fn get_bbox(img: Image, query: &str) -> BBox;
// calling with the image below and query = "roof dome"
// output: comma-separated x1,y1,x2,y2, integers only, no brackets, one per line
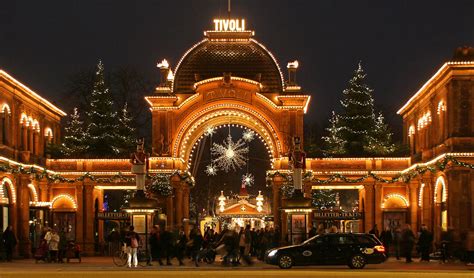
172,38,284,93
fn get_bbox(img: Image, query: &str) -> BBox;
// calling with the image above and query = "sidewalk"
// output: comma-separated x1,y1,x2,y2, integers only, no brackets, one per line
0,257,472,278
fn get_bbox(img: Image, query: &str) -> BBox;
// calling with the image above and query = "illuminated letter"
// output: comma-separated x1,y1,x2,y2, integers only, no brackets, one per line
223,19,229,31
241,19,246,31
229,19,236,31
214,19,220,31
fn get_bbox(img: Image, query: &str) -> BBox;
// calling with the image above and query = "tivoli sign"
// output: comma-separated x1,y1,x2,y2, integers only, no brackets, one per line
213,19,246,32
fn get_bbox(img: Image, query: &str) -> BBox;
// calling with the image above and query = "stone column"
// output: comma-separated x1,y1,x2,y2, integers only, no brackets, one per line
363,184,375,232
75,183,84,249
166,196,174,229
83,183,95,255
272,175,284,230
182,185,190,234
39,179,49,202
18,175,31,258
409,181,419,233
175,184,184,227
374,183,383,231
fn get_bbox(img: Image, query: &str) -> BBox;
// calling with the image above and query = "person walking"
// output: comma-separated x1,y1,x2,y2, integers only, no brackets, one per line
369,224,380,239
417,224,433,262
401,224,415,263
149,225,160,265
2,226,17,262
241,225,253,265
380,226,393,258
125,226,140,268
176,226,187,266
393,227,402,260
45,228,60,263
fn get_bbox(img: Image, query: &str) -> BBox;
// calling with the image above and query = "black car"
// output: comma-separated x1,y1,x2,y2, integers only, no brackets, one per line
265,233,386,269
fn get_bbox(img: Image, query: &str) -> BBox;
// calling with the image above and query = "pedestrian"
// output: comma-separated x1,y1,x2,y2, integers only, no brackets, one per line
417,224,433,262
58,227,68,263
176,226,187,266
125,226,140,268
308,225,317,238
316,223,325,235
45,228,60,263
189,227,203,263
149,225,160,265
380,226,393,258
241,225,253,265
161,226,174,265
2,226,17,262
369,224,380,239
393,227,402,260
401,224,415,263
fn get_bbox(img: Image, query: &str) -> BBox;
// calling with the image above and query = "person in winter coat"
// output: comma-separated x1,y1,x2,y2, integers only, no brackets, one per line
2,226,17,262
45,228,60,262
124,226,140,268
369,224,380,239
401,224,415,263
176,226,187,266
380,226,393,258
417,224,433,262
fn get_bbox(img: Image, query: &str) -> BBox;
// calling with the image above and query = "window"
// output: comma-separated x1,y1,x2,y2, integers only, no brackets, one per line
328,235,356,245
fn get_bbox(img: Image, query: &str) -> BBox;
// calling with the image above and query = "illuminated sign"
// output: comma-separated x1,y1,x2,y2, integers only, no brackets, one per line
213,19,246,32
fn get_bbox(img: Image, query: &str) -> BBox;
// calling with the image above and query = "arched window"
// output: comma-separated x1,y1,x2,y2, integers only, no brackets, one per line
1,104,11,145
408,125,416,154
44,127,53,143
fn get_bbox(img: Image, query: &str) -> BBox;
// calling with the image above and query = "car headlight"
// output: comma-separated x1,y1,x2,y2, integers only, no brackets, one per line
268,250,278,257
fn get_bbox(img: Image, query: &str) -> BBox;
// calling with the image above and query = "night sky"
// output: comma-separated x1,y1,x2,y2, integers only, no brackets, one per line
1,0,473,132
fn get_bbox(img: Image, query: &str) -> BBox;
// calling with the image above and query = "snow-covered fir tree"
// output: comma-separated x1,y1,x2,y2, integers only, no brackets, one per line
322,111,346,155
62,107,87,157
116,102,136,155
84,61,120,157
322,62,394,156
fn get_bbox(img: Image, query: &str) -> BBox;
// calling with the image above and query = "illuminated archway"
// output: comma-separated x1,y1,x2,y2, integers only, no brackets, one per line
0,177,16,204
434,175,447,204
381,193,409,209
173,103,284,166
51,194,77,210
28,184,39,203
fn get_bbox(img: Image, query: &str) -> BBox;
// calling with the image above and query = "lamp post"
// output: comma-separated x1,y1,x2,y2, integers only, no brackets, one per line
122,139,159,252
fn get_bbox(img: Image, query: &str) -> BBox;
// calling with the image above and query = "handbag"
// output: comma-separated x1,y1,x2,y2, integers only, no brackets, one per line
131,237,139,248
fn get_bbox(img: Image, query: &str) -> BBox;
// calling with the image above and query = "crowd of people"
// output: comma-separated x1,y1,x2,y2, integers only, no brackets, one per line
114,224,282,268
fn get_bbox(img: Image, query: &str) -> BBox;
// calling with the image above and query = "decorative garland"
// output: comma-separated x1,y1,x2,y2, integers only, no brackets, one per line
146,174,173,197
267,155,474,186
0,164,195,186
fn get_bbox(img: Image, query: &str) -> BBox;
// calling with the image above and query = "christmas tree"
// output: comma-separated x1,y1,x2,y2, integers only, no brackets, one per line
116,102,136,156
322,111,346,156
323,62,394,156
84,61,120,157
312,189,337,209
62,107,87,157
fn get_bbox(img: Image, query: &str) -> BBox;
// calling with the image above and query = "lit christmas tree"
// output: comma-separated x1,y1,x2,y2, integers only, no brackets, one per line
116,102,136,156
84,61,120,157
322,111,346,156
62,107,88,157
323,62,394,156
312,189,337,209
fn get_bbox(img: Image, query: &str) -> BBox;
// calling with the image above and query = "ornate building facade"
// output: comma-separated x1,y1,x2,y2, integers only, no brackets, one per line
0,21,473,257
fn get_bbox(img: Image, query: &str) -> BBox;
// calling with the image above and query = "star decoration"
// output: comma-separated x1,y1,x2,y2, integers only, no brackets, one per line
205,164,217,176
242,129,255,142
211,134,248,172
242,173,254,187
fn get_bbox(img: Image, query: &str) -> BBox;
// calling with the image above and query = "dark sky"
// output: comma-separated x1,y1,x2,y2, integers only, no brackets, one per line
1,0,473,133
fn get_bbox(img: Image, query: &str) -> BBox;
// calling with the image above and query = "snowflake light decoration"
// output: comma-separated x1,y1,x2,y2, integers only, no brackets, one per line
204,126,215,137
211,135,248,172
242,173,254,187
242,129,255,142
205,164,217,176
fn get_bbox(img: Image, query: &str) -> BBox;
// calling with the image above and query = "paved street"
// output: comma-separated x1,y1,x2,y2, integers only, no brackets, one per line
0,257,473,278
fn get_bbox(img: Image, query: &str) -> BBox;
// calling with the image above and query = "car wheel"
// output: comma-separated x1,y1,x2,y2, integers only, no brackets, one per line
348,254,366,269
278,254,294,269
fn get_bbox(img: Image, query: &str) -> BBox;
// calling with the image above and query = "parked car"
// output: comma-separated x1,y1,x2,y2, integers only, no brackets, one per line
265,233,386,269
